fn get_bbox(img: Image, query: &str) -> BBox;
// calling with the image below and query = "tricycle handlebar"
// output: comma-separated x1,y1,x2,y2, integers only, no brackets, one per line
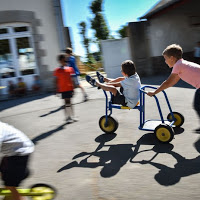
139,85,167,97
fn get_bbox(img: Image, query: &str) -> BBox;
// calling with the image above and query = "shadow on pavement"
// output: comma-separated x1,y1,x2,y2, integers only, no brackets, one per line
39,101,86,117
57,133,158,177
194,137,200,154
131,133,200,186
173,127,184,135
40,105,64,117
0,93,52,112
32,122,69,144
57,133,123,177
137,147,200,186
57,132,200,183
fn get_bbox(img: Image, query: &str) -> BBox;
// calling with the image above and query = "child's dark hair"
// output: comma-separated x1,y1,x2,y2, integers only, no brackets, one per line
162,44,183,60
57,53,66,61
65,47,73,54
121,60,136,77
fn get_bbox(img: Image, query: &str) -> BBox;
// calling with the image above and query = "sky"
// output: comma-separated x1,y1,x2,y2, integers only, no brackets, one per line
60,0,160,60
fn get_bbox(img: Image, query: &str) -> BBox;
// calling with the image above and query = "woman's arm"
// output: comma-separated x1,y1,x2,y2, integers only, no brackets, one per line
147,73,180,96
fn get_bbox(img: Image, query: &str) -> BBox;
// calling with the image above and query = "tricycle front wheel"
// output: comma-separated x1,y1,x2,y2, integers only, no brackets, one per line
99,115,118,134
154,124,174,143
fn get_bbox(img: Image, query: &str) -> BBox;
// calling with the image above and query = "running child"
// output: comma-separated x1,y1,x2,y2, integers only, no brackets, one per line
54,53,77,123
86,60,141,108
147,44,200,132
65,47,88,102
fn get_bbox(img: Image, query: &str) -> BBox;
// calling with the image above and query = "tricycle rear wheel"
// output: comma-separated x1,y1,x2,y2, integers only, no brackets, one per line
167,112,184,127
154,124,174,143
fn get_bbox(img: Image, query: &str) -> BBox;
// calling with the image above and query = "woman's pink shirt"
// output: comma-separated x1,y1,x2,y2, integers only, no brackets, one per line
172,59,200,88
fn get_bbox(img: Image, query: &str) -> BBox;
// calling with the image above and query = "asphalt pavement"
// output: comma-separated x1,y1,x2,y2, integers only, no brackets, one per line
0,76,200,200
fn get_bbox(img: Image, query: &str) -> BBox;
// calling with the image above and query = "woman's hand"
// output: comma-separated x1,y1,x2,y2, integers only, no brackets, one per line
147,91,155,97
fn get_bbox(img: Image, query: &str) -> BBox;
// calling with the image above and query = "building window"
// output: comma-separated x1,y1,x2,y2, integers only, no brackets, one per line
14,26,28,32
16,37,36,75
0,28,8,34
0,24,37,79
0,39,15,78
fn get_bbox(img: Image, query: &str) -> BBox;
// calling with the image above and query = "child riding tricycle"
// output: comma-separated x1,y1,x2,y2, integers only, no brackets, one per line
98,84,184,143
85,60,184,143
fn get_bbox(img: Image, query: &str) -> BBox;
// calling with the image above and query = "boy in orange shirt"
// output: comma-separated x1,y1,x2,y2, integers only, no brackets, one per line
54,53,77,123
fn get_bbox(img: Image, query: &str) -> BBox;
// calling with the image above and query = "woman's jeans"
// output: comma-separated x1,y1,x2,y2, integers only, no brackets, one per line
194,88,200,119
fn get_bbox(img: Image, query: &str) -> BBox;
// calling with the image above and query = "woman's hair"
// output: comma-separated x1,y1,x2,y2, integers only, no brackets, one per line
162,44,183,60
121,60,136,77
65,47,73,54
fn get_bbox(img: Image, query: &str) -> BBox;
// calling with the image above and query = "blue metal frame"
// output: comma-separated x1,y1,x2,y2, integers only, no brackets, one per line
102,85,176,131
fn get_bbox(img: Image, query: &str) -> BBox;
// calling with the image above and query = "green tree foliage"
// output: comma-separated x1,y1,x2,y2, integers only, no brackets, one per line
90,0,110,42
90,0,102,13
78,0,113,63
79,21,90,57
118,25,128,38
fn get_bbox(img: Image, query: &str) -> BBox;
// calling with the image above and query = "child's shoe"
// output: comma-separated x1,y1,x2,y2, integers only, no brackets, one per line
84,94,88,102
72,116,79,122
66,116,74,124
96,71,105,83
86,75,97,87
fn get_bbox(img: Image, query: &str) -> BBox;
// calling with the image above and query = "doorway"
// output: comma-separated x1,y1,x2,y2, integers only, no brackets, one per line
0,24,39,95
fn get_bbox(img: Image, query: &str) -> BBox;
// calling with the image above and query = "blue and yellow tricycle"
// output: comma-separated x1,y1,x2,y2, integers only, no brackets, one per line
99,85,184,143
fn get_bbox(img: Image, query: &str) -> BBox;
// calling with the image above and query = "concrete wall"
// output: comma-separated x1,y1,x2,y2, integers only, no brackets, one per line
128,0,200,76
128,21,152,76
0,0,68,92
101,38,132,78
148,0,200,57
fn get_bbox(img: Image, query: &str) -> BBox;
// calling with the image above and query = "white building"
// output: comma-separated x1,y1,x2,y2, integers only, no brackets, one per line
129,0,200,76
0,0,71,95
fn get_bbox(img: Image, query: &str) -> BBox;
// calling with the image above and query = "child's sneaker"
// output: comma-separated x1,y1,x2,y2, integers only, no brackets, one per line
66,116,74,124
84,94,88,102
85,75,97,87
72,116,79,122
96,71,105,83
